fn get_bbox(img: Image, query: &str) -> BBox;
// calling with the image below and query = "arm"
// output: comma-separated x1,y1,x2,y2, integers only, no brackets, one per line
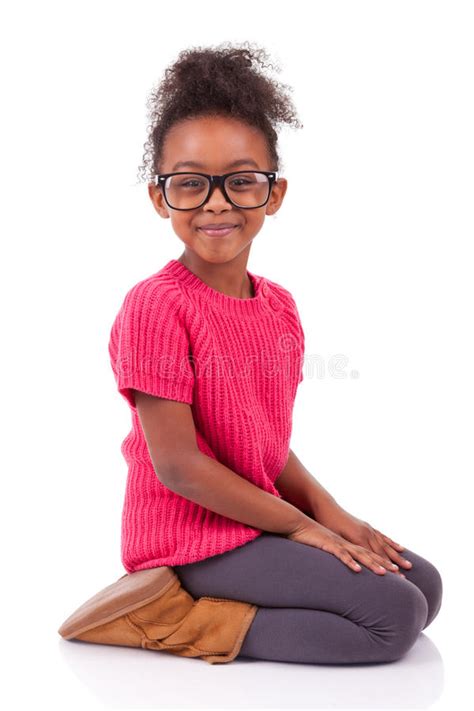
134,391,314,536
275,448,343,523
274,448,411,571
164,450,316,536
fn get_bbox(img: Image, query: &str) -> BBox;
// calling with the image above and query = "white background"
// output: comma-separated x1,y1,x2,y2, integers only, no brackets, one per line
2,1,473,708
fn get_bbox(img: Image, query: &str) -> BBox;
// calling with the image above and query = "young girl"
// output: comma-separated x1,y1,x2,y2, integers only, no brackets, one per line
108,42,442,665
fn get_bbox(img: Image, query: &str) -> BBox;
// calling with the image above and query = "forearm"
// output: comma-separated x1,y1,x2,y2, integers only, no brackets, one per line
161,451,313,536
275,449,341,520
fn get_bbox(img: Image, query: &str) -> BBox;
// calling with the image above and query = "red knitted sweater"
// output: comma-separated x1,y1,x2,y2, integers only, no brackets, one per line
108,259,305,572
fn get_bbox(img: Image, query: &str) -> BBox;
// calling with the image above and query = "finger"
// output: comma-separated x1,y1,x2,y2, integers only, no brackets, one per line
351,547,392,575
357,538,400,574
333,545,363,572
367,539,401,573
373,531,412,569
376,541,413,570
375,529,405,551
338,546,405,577
362,548,406,576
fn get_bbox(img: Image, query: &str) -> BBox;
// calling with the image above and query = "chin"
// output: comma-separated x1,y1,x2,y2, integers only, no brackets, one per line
201,251,238,263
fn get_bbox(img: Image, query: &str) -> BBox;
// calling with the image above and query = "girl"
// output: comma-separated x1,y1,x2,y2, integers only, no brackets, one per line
108,42,442,664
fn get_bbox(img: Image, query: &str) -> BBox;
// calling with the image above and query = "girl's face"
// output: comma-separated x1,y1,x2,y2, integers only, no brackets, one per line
148,115,288,266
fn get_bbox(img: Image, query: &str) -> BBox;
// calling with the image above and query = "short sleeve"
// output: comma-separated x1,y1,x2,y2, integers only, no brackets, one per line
288,293,305,385
108,278,195,409
296,312,305,384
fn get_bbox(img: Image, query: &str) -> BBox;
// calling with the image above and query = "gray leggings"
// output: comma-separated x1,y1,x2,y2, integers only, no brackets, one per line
173,532,443,664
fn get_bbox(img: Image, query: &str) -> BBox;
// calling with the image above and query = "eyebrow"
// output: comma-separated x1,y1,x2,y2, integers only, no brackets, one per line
171,158,260,171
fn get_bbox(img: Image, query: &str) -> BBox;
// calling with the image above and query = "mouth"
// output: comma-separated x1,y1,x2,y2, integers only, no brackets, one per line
198,224,240,238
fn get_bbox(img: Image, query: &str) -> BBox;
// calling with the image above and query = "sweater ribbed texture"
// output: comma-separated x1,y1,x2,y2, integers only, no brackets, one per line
108,259,305,573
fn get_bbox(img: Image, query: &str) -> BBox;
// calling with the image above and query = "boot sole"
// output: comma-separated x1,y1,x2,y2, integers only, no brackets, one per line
58,566,177,640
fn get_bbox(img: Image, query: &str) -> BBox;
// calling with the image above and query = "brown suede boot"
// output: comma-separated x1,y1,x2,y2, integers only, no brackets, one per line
58,566,258,664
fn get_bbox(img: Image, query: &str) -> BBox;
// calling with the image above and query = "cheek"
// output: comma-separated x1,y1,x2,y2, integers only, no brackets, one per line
170,214,195,233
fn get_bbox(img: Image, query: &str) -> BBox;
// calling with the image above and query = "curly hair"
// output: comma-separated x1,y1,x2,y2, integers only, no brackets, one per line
137,40,303,184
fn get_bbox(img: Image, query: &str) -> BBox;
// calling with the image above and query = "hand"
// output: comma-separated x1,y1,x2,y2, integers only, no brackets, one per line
313,503,412,577
287,518,405,576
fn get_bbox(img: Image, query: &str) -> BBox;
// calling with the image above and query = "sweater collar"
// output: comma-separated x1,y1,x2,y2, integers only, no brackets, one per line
162,259,271,318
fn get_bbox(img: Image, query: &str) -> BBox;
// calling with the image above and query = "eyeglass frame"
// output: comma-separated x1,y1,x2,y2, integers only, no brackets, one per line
153,170,279,211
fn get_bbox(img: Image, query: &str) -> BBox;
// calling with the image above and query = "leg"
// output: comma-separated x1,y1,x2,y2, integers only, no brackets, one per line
394,546,443,630
238,544,443,664
174,533,441,664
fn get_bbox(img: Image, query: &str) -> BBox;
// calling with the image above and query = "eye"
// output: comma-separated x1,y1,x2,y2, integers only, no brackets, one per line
230,178,252,186
180,179,205,188
227,173,258,189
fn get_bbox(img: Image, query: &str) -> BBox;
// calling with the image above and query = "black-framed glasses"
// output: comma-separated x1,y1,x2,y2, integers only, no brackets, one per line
153,170,278,210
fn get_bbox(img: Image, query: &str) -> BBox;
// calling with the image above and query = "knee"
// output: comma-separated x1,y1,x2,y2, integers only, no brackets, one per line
420,561,443,630
379,582,429,662
402,549,444,631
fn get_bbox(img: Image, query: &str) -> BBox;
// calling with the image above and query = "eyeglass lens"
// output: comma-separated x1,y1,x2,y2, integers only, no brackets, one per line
163,172,270,209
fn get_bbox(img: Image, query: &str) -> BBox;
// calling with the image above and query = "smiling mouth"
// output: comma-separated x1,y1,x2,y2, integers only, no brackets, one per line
198,225,240,237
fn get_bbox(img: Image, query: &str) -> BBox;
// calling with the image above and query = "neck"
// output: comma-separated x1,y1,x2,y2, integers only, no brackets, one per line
177,251,254,299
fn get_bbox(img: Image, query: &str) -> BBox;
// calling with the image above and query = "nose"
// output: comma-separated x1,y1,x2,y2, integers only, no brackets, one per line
203,184,233,210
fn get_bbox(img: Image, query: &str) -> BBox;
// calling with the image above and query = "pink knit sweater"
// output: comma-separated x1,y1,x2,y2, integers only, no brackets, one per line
108,259,305,573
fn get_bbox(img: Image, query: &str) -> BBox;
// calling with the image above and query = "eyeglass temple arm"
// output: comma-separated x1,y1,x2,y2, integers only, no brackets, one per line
152,171,279,185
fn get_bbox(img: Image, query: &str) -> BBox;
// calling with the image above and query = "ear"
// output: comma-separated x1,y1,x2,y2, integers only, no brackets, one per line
148,183,171,219
265,177,288,216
